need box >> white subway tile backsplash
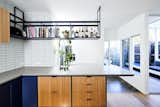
[0,38,24,73]
[24,40,55,67]
[0,1,24,73]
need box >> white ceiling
[8,0,160,29]
[102,0,160,29]
[8,0,101,21]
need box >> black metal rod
[10,13,24,21]
[23,12,25,30]
[10,20,24,27]
[97,6,101,21]
[14,7,16,27]
[15,21,24,23]
[25,21,100,23]
[18,21,101,23]
[25,24,99,27]
[14,6,24,14]
[13,6,25,30]
[10,20,16,23]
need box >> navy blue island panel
[22,76,38,107]
[0,77,22,107]
[11,77,22,107]
[0,81,11,107]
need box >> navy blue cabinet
[0,76,38,107]
[0,77,22,107]
[0,81,11,107]
[11,77,22,107]
[22,76,38,107]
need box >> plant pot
[63,31,69,38]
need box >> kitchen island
[0,64,133,107]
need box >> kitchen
[0,0,160,107]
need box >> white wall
[104,28,118,41]
[72,40,104,66]
[0,1,25,73]
[0,38,24,73]
[0,0,5,8]
[24,39,104,67]
[0,0,16,13]
[117,13,149,94]
[24,40,56,67]
[25,12,54,21]
[24,40,104,67]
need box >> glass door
[122,39,130,70]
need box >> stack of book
[26,27,59,38]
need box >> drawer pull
[52,76,57,77]
[86,76,92,77]
[86,83,92,86]
[86,91,93,93]
[52,91,57,94]
[86,98,92,101]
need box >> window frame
[149,27,160,62]
[122,38,130,69]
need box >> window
[104,41,109,65]
[149,20,160,71]
[122,39,130,69]
[109,40,120,66]
[149,28,155,66]
[156,29,160,60]
[132,36,140,70]
[104,41,109,59]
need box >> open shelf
[10,7,101,41]
[26,37,100,40]
[27,37,59,40]
[10,35,100,40]
[60,37,100,40]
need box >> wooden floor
[149,76,160,94]
[107,77,160,107]
[133,69,160,93]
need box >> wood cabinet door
[38,76,71,107]
[0,7,10,42]
[51,76,71,107]
[0,8,2,42]
[38,77,52,107]
[72,76,106,107]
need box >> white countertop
[0,64,133,84]
[0,68,24,85]
[23,64,133,76]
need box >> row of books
[26,27,100,39]
[26,27,59,38]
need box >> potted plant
[62,30,70,38]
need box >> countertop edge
[0,66,134,85]
[0,67,24,85]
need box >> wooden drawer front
[0,8,2,41]
[38,77,52,107]
[72,76,106,107]
[51,77,71,107]
[0,7,10,43]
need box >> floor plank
[133,70,160,93]
[107,77,160,107]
